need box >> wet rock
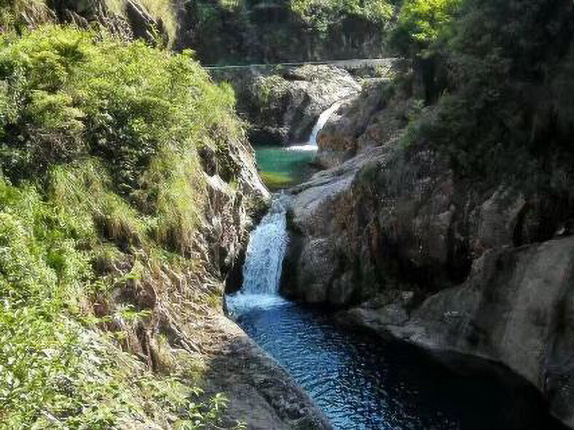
[201,315,333,430]
[469,186,526,257]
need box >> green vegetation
[110,0,178,43]
[291,0,394,32]
[0,0,178,46]
[390,0,461,56]
[189,0,398,64]
[260,171,294,190]
[0,25,244,428]
[391,0,574,191]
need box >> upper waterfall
[309,100,344,146]
[287,100,344,151]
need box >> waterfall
[227,196,290,313]
[286,100,344,151]
[308,100,344,146]
[241,196,289,295]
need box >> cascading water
[309,100,344,146]
[255,99,347,191]
[241,197,289,295]
[227,196,290,314]
[286,100,344,151]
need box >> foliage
[291,0,395,32]
[190,0,395,64]
[0,25,244,428]
[0,0,178,45]
[0,25,237,189]
[114,0,178,44]
[259,171,294,190]
[398,0,574,190]
[390,0,461,56]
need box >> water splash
[227,196,290,314]
[286,100,344,151]
[242,196,289,295]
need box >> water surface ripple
[228,296,563,430]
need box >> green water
[256,146,316,190]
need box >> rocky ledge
[211,65,361,145]
[345,237,574,428]
[199,313,332,430]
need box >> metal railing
[203,58,396,71]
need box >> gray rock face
[283,145,390,305]
[212,65,361,145]
[349,238,574,427]
[198,133,270,285]
[284,74,568,307]
[316,78,410,168]
[283,78,574,428]
[283,142,466,305]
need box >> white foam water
[227,196,290,313]
[286,100,344,151]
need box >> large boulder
[316,77,411,168]
[283,142,465,306]
[348,237,574,428]
[282,146,387,304]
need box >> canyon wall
[281,58,574,427]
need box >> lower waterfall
[227,196,290,314]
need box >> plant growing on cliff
[390,0,461,56]
[395,0,574,192]
[291,0,395,33]
[0,25,244,428]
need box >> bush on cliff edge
[0,25,242,429]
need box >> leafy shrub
[390,0,461,56]
[291,0,395,32]
[0,25,243,428]
[0,26,238,190]
[1,0,178,45]
[397,0,574,191]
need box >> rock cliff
[212,65,361,145]
[282,73,574,427]
[348,238,574,428]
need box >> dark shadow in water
[229,297,568,430]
